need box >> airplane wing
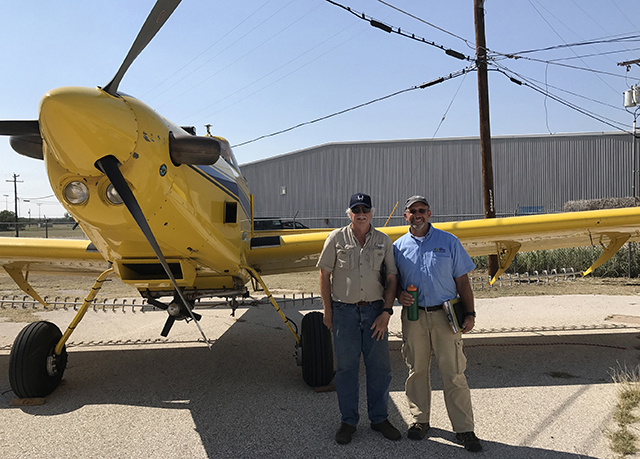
[0,237,108,274]
[0,237,110,306]
[2,206,639,287]
[247,206,640,280]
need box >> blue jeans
[332,300,392,425]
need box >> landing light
[64,181,89,205]
[106,184,123,205]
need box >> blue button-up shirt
[393,225,475,307]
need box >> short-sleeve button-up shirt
[393,225,475,307]
[317,224,397,304]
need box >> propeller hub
[39,86,138,176]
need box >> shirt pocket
[336,244,355,270]
[368,248,386,271]
[425,249,453,272]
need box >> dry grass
[608,366,640,457]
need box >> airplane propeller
[95,155,211,346]
[103,0,182,96]
[0,120,43,160]
[1,0,214,343]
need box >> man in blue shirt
[394,195,482,453]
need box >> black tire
[9,321,67,398]
[301,311,333,387]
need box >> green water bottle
[407,284,419,321]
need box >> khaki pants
[401,307,475,432]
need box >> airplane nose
[39,86,138,176]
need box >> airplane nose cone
[39,87,138,175]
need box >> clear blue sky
[1,0,639,217]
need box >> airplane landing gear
[9,321,67,399]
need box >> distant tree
[0,210,24,231]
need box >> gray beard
[411,221,426,231]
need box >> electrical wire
[526,0,621,96]
[325,0,471,61]
[500,32,640,57]
[140,0,276,99]
[232,66,474,148]
[492,63,630,133]
[375,0,475,49]
[153,0,301,108]
[184,14,365,123]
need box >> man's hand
[397,290,414,307]
[370,311,390,341]
[461,315,475,333]
[323,309,333,332]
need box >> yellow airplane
[2,0,640,400]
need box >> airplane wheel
[301,311,333,387]
[9,321,67,399]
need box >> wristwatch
[465,311,476,317]
[383,308,394,316]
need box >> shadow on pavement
[0,303,630,458]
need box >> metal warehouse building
[240,131,637,229]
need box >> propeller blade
[103,0,182,96]
[161,316,176,337]
[0,120,39,136]
[10,135,44,160]
[95,155,211,347]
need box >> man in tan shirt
[317,193,400,445]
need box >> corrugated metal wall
[240,132,636,228]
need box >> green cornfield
[472,243,640,278]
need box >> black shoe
[407,422,430,440]
[371,419,401,441]
[456,431,483,452]
[336,423,357,445]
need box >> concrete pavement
[1,294,640,458]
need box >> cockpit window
[214,136,240,171]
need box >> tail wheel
[9,321,67,399]
[301,311,333,387]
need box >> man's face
[404,203,431,232]
[349,205,373,227]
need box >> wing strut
[489,241,521,285]
[3,265,50,308]
[242,265,301,346]
[55,267,115,355]
[582,233,630,277]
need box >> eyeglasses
[407,208,428,214]
[352,206,371,214]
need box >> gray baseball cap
[405,195,429,209]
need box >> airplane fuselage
[39,86,252,295]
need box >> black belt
[418,304,443,312]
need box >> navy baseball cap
[349,193,372,209]
[405,195,429,209]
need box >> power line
[232,66,474,148]
[375,0,475,48]
[493,63,629,133]
[140,0,276,100]
[325,0,471,61]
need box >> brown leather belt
[356,300,381,306]
[418,304,443,312]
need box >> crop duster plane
[2,0,640,400]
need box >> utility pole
[6,173,23,237]
[474,0,498,276]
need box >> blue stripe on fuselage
[189,165,250,217]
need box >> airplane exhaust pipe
[9,134,44,160]
[169,133,221,166]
